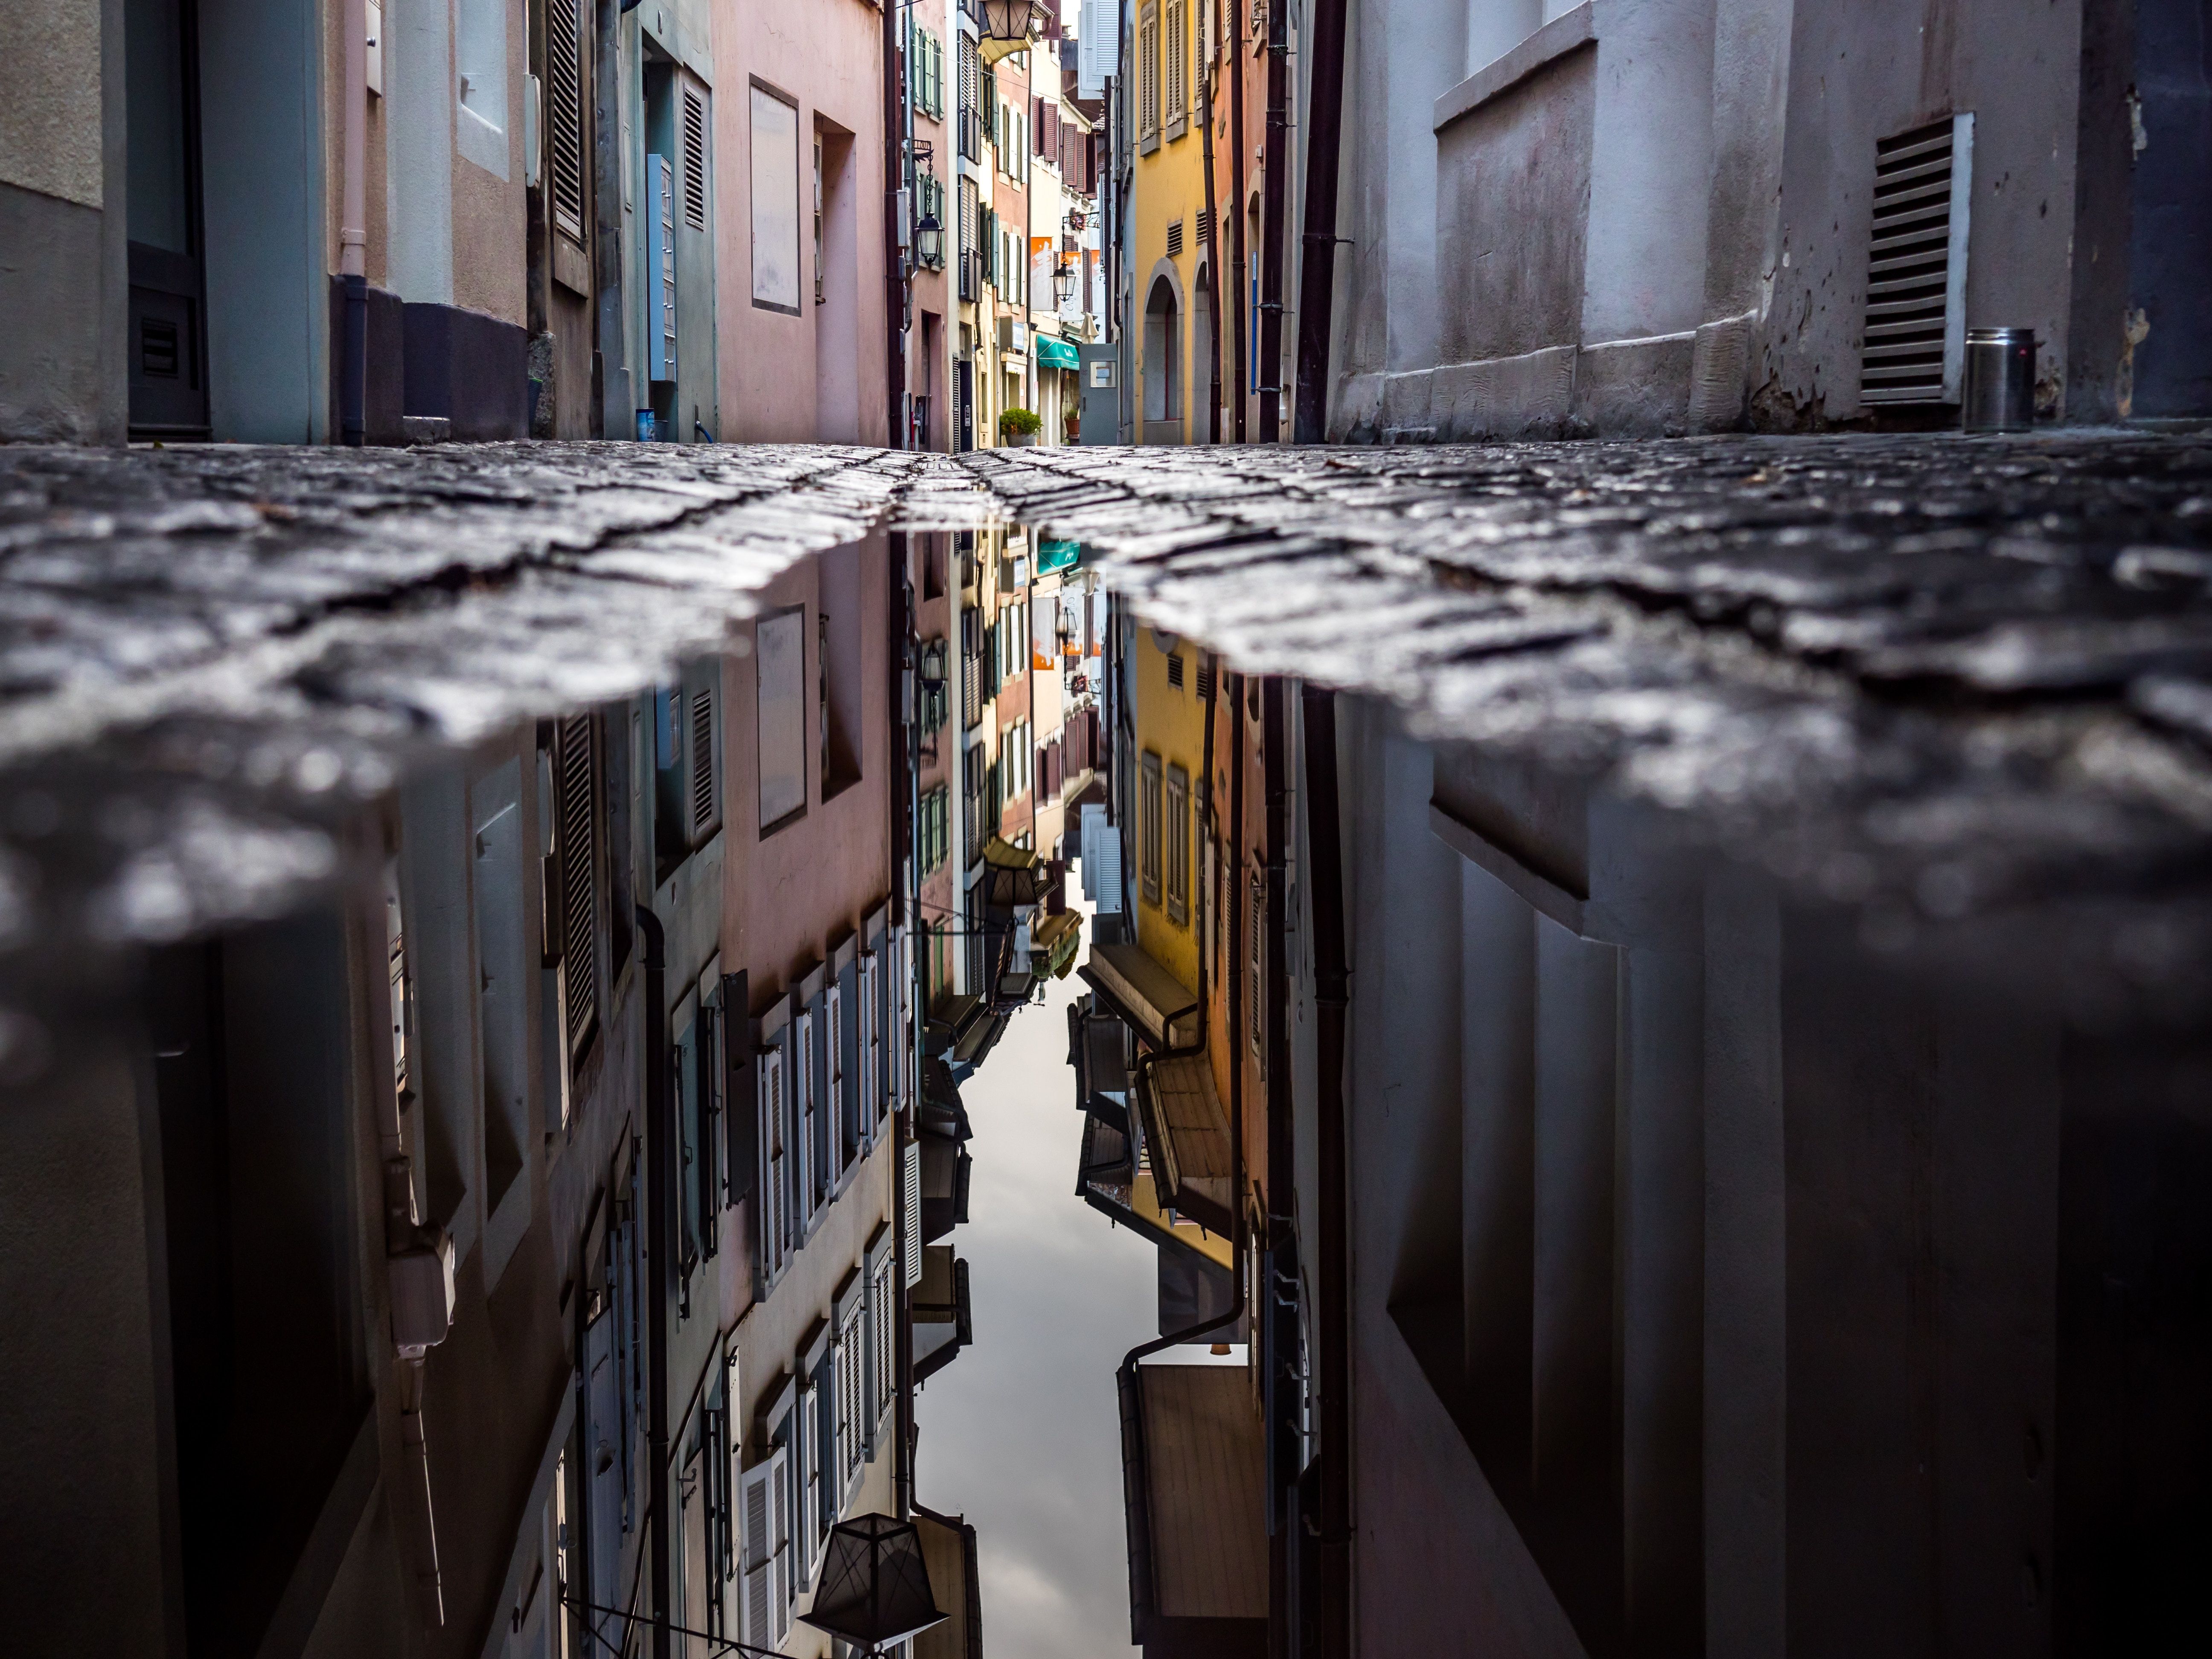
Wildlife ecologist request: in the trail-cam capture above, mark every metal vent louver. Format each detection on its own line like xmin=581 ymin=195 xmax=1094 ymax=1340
xmin=682 ymin=89 xmax=708 ymax=231
xmin=691 ymin=689 xmax=716 ymax=835
xmin=557 ymin=714 xmax=599 ymax=1059
xmin=546 ymin=0 xmax=586 ymax=241
xmin=1860 ymin=113 xmax=1973 ymax=406
xmin=1165 ymin=216 xmax=1184 ymax=258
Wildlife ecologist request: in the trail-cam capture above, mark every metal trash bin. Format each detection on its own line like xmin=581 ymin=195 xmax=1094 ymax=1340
xmin=1963 ymin=328 xmax=2036 ymax=433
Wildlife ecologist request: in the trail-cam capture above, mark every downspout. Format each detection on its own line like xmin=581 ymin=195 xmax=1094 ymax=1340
xmin=1298 ymin=685 xmax=1351 ymax=1659
xmin=1292 ymin=0 xmax=1348 ymax=442
xmin=635 ymin=902 xmax=672 ymax=1659
xmin=1257 ymin=0 xmax=1289 ymax=440
xmin=893 ymin=531 xmax=920 ymax=1516
xmin=886 ymin=0 xmax=910 ymax=445
xmin=1228 ymin=0 xmax=1248 ymax=442
xmin=1200 ymin=45 xmax=1223 ymax=445
xmin=339 ymin=0 xmax=369 ymax=445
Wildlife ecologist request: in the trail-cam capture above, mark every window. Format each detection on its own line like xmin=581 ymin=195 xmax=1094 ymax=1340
xmin=813 ymin=135 xmax=826 ymax=307
xmin=471 ymin=759 xmax=528 ymax=1214
xmin=1140 ymin=752 xmax=1163 ymax=907
xmin=750 ymin=85 xmax=802 ymax=312
xmin=1165 ymin=763 xmax=1190 ymax=925
xmin=820 ymin=546 xmax=863 ymax=797
xmin=457 ymin=0 xmax=509 ymax=175
xmin=756 ymin=605 xmax=807 ymax=831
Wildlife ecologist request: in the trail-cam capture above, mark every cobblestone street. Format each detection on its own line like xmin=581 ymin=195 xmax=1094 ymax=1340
xmin=8 ymin=431 xmax=2212 ymax=1027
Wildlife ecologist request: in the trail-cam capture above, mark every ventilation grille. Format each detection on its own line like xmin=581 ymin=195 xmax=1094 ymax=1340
xmin=1165 ymin=216 xmax=1185 ymax=258
xmin=557 ymin=714 xmax=599 ymax=1058
xmin=1167 ymin=651 xmax=1185 ymax=688
xmin=547 ymin=0 xmax=586 ymax=240
xmin=690 ymin=689 xmax=716 ymax=834
xmin=683 ymin=89 xmax=709 ymax=231
xmin=1860 ymin=115 xmax=1970 ymax=406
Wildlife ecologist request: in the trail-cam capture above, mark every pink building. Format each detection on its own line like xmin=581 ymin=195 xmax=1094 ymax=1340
xmin=713 ymin=0 xmax=894 ymax=442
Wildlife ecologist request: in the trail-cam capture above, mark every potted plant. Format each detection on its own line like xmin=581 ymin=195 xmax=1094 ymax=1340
xmin=998 ymin=407 xmax=1042 ymax=446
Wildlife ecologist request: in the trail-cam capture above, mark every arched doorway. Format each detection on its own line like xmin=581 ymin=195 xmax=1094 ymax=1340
xmin=1143 ymin=274 xmax=1181 ymax=444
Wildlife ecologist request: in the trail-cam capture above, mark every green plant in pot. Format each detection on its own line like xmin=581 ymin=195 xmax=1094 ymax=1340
xmin=998 ymin=407 xmax=1042 ymax=445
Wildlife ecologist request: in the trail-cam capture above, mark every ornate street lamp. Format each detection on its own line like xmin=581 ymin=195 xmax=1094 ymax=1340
xmin=799 ymin=1513 xmax=947 ymax=1654
xmin=916 ymin=210 xmax=944 ymax=270
xmin=977 ymin=0 xmax=1044 ymax=64
xmin=1052 ymin=261 xmax=1076 ymax=306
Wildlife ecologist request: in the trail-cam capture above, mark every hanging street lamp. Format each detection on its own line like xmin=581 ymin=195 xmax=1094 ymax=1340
xmin=977 ymin=0 xmax=1044 ymax=64
xmin=797 ymin=1513 xmax=947 ymax=1655
xmin=916 ymin=210 xmax=944 ymax=271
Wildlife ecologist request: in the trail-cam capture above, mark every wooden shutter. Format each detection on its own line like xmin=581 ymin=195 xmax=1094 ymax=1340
xmin=546 ymin=0 xmax=587 ymax=242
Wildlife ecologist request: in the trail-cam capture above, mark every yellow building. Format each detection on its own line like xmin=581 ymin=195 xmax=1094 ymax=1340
xmin=1129 ymin=0 xmax=1217 ymax=443
xmin=1078 ymin=622 xmax=1231 ymax=1269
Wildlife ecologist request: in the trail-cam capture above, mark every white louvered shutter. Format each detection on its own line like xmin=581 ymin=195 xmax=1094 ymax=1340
xmin=760 ymin=1048 xmax=786 ymax=1279
xmin=903 ymin=1139 xmax=922 ymax=1288
xmin=795 ymin=1009 xmax=815 ymax=1233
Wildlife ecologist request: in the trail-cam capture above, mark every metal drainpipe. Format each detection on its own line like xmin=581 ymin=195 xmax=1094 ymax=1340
xmin=1257 ymin=0 xmax=1289 ymax=440
xmin=1298 ymin=684 xmax=1351 ymax=1659
xmin=1228 ymin=0 xmax=1249 ymax=443
xmin=886 ymin=0 xmax=910 ymax=446
xmin=1292 ymin=0 xmax=1349 ymax=442
xmin=634 ymin=902 xmax=672 ymax=1659
xmin=1201 ymin=49 xmax=1223 ymax=445
xmin=893 ymin=531 xmax=920 ymax=1517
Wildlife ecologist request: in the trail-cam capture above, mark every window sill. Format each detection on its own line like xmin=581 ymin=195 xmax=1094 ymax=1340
xmin=1432 ymin=0 xmax=1594 ymax=134
xmin=1139 ymin=131 xmax=1161 ymax=156
xmin=1166 ymin=115 xmax=1187 ymax=142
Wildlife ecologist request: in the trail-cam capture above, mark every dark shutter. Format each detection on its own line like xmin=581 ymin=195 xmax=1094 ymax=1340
xmin=547 ymin=0 xmax=587 ymax=242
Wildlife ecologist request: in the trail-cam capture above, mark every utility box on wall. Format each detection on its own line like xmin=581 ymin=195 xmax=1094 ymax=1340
xmin=1077 ymin=344 xmax=1119 ymax=444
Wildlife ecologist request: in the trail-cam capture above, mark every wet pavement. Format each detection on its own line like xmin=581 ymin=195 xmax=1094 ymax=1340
xmin=8 ymin=430 xmax=2212 ymax=1656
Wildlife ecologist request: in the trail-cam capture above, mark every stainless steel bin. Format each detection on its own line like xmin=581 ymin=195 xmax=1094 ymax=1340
xmin=1962 ymin=328 xmax=2036 ymax=433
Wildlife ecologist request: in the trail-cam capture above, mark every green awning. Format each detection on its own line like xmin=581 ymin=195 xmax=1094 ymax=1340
xmin=1037 ymin=538 xmax=1081 ymax=574
xmin=1035 ymin=333 xmax=1082 ymax=371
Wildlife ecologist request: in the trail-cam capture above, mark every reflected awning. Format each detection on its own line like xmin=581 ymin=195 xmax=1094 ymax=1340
xmin=1136 ymin=1054 xmax=1234 ymax=1237
xmin=1037 ymin=537 xmax=1082 ymax=574
xmin=1033 ymin=908 xmax=1083 ymax=978
xmin=1119 ymin=1365 xmax=1268 ymax=1653
xmin=1035 ymin=332 xmax=1082 ymax=371
xmin=1080 ymin=940 xmax=1199 ymax=1050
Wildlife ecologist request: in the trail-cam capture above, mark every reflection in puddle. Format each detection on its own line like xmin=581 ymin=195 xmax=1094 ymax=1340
xmin=10 ymin=484 xmax=2212 ymax=1659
